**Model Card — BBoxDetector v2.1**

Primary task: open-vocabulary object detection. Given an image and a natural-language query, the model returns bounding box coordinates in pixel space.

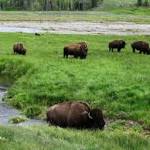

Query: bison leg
[74,55,78,58]
[132,48,135,53]
[64,48,68,58]
[64,53,68,58]
[63,52,66,58]
[143,50,147,54]
[14,50,17,55]
[118,48,121,52]
[23,51,26,55]
[139,50,142,54]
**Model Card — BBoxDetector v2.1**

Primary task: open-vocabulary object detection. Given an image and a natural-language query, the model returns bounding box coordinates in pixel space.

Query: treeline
[137,0,149,6]
[0,0,103,10]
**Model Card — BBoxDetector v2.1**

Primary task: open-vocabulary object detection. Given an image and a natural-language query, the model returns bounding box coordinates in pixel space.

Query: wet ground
[0,86,45,126]
[0,21,150,35]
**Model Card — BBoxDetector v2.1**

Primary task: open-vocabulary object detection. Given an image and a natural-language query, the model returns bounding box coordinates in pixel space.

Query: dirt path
[0,21,150,35]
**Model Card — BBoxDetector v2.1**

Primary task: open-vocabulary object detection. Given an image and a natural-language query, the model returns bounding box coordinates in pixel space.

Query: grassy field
[0,125,150,150]
[0,8,150,23]
[0,32,149,124]
[0,32,150,149]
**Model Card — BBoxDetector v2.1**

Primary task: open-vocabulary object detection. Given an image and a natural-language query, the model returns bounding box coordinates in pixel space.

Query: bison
[35,33,41,36]
[109,40,126,52]
[13,43,26,55]
[47,101,105,129]
[64,42,88,59]
[131,41,150,55]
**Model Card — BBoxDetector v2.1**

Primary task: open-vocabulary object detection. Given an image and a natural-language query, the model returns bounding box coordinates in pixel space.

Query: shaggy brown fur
[109,40,126,52]
[64,42,88,59]
[131,41,150,55]
[47,101,105,129]
[13,43,26,55]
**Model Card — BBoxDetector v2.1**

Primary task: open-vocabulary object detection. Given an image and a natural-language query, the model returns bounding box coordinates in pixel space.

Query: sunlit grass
[0,125,149,150]
[0,33,149,127]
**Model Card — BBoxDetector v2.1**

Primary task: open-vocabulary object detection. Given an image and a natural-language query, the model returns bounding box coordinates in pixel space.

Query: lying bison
[131,41,150,55]
[64,42,88,59]
[47,101,105,129]
[109,40,126,52]
[13,43,26,55]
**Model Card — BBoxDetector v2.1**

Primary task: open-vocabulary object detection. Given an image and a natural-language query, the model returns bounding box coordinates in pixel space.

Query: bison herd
[11,38,149,130]
[12,40,150,57]
[108,40,150,54]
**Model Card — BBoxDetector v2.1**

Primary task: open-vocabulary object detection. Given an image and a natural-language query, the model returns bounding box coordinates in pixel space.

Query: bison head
[89,108,105,129]
[120,40,126,48]
[147,48,150,55]
[80,43,88,59]
[22,48,26,55]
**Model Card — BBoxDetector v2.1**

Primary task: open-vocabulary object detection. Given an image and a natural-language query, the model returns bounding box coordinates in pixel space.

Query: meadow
[0,7,150,23]
[0,32,150,149]
[0,125,149,150]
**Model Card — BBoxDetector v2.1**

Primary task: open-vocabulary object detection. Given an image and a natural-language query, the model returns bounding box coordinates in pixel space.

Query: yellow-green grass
[0,9,150,23]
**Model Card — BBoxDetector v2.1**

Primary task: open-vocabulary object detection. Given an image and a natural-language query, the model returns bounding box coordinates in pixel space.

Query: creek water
[0,86,45,126]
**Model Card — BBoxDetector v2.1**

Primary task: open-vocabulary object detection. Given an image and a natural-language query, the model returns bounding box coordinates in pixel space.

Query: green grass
[0,125,149,150]
[97,0,137,10]
[0,9,150,23]
[0,32,149,128]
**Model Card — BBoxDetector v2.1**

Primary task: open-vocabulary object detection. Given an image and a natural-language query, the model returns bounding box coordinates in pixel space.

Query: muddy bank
[0,86,45,126]
[0,21,150,35]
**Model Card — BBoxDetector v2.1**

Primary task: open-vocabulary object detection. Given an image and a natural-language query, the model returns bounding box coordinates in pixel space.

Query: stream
[0,21,150,35]
[0,86,46,126]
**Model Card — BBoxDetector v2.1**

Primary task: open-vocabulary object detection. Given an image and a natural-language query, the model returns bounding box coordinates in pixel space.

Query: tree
[0,0,101,10]
[144,0,149,6]
[137,0,143,6]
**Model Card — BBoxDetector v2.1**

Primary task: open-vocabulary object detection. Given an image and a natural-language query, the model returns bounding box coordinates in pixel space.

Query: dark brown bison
[64,42,88,59]
[35,33,41,36]
[47,101,105,129]
[13,43,26,55]
[131,41,150,55]
[109,40,126,52]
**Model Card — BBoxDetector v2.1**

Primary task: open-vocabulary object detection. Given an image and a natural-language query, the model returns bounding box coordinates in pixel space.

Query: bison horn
[82,111,93,119]
[88,112,93,119]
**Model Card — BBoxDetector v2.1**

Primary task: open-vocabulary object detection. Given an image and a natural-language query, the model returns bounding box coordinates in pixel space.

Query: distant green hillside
[96,0,137,10]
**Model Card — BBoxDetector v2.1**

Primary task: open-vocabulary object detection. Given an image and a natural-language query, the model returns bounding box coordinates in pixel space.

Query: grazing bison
[13,43,26,55]
[47,101,105,129]
[131,41,150,55]
[109,40,126,52]
[35,33,41,36]
[64,42,88,59]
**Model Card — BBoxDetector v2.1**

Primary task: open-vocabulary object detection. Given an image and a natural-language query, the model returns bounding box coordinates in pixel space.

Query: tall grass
[0,125,149,150]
